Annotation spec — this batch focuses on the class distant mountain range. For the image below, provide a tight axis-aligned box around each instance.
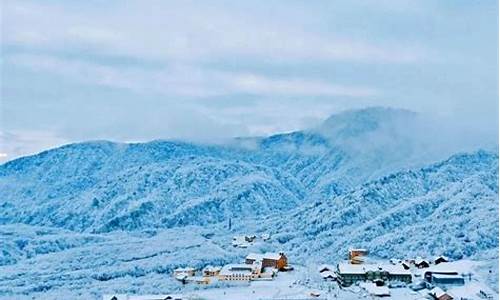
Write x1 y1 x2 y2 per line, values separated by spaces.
0 107 498 299
0 107 497 235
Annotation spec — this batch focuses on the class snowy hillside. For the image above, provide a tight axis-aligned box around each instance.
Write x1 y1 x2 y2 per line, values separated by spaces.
1 107 482 232
260 150 499 262
0 107 498 299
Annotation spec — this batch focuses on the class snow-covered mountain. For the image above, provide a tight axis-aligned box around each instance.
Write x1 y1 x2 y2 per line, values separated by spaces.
0 107 498 299
262 150 498 262
2 107 483 233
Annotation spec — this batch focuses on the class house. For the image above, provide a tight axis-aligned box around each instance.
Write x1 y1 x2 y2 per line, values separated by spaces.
202 265 221 277
428 287 453 300
174 273 188 284
244 235 257 242
424 269 464 286
218 263 261 281
336 263 412 286
430 274 465 286
402 261 411 270
320 271 337 281
318 265 332 273
173 267 195 277
348 248 368 261
351 256 365 264
414 258 430 269
245 252 288 270
434 255 449 265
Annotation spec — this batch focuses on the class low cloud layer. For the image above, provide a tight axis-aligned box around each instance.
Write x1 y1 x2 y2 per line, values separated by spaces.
1 0 498 162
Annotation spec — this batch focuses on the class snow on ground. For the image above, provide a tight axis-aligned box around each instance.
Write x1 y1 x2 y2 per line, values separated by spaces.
101 263 499 300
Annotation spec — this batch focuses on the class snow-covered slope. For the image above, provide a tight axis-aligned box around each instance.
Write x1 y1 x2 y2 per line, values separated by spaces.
0 107 498 299
0 143 305 232
260 150 498 262
0 107 496 234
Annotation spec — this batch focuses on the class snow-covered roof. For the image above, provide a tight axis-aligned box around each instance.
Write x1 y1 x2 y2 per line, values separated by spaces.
246 252 284 261
415 258 429 264
318 264 333 272
337 263 411 275
434 255 449 262
174 267 195 272
202 266 221 272
359 282 390 296
429 287 448 298
425 263 459 274
175 274 188 281
219 264 257 276
320 271 336 278
431 273 463 280
349 248 367 252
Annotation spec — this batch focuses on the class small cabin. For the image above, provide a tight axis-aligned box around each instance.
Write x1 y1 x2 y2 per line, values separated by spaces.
414 258 430 269
428 287 454 300
434 256 449 265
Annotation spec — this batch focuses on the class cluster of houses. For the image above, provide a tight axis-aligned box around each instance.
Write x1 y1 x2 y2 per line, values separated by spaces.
173 251 288 284
317 249 468 299
231 233 270 248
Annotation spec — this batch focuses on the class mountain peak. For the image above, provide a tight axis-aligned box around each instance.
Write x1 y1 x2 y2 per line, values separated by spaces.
316 107 416 139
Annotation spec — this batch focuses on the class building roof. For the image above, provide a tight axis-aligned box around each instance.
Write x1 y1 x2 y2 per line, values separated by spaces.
431 273 464 280
219 264 257 276
429 287 449 298
246 252 284 261
174 267 195 272
337 263 411 276
320 271 337 279
175 274 188 281
415 258 429 265
202 265 221 272
434 255 450 262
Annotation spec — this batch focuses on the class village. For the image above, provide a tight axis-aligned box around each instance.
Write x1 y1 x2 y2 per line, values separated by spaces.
103 235 497 300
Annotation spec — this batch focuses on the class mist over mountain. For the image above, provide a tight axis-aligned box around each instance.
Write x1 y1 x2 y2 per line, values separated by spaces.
0 107 496 232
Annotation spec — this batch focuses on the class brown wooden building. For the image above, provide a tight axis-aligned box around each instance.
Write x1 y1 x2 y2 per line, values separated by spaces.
245 252 288 270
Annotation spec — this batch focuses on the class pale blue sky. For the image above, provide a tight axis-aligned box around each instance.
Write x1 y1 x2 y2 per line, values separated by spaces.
1 0 498 161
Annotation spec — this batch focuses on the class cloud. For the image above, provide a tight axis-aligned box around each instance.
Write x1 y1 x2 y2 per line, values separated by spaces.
2 0 427 64
0 130 69 163
6 53 378 98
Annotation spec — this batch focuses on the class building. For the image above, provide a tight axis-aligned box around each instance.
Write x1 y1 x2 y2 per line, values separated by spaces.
320 271 337 281
244 235 257 242
348 248 368 261
245 252 288 270
424 270 464 286
202 266 221 277
318 265 332 273
414 258 430 269
218 264 261 281
428 287 454 300
434 256 449 265
336 263 412 286
430 274 465 286
173 267 195 277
